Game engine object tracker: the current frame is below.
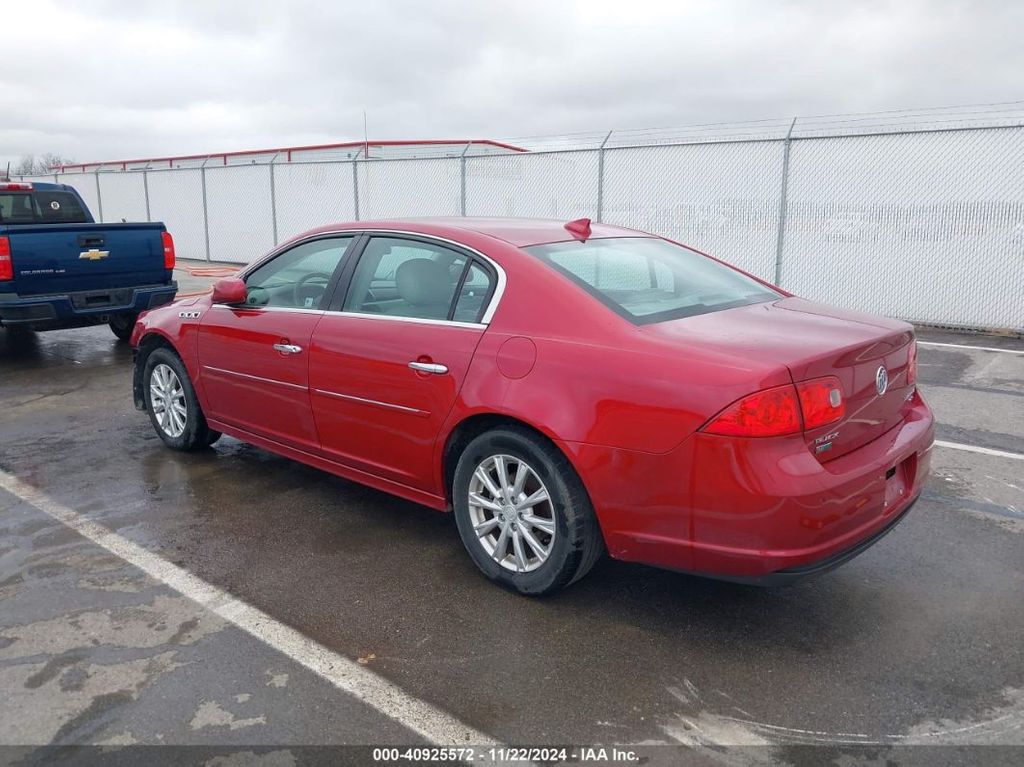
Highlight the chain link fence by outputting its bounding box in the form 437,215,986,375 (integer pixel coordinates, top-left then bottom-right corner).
18,108,1024,332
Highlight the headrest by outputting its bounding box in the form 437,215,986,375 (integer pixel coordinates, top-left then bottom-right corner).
395,258,452,307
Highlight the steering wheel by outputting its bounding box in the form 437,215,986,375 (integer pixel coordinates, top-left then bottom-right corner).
293,272,333,308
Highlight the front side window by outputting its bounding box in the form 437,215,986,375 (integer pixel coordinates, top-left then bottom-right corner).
244,236,353,309
342,237,494,322
526,237,779,324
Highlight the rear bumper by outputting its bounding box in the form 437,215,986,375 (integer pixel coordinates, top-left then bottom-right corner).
718,495,919,586
563,389,935,582
0,283,177,328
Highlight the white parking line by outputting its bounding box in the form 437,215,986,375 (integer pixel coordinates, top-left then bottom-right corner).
935,440,1024,462
0,470,498,748
918,341,1024,355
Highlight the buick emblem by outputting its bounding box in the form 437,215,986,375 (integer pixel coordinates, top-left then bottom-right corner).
876,365,889,396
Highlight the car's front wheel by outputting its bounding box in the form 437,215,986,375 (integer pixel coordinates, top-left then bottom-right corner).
142,347,221,451
453,426,603,595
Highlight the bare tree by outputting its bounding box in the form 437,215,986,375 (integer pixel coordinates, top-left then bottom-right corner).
13,153,75,175
40,152,73,172
13,155,37,175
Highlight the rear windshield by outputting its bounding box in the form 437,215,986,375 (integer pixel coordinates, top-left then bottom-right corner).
526,237,780,325
0,191,89,224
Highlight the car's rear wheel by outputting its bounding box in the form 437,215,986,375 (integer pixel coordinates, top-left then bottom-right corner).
108,313,138,341
453,426,603,595
143,347,221,451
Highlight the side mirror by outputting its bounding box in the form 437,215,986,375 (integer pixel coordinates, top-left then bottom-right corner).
211,277,247,305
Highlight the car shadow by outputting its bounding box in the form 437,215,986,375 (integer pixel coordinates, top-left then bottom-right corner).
122,435,894,661
0,328,42,361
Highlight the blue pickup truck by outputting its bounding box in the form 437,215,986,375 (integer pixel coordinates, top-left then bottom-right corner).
0,181,177,340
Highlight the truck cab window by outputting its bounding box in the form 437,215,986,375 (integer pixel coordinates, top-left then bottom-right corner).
0,191,89,224
34,192,89,224
0,194,36,224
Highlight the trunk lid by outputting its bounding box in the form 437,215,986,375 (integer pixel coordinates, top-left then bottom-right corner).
4,223,168,295
642,297,915,460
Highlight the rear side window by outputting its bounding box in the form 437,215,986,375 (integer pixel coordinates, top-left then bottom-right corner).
342,237,494,323
0,191,89,224
526,237,780,325
452,262,493,323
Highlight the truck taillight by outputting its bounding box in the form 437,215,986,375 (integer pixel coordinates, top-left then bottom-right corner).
0,236,12,281
162,231,175,270
702,384,803,437
796,376,845,430
906,341,918,387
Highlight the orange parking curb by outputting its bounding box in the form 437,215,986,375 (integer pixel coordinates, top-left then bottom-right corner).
174,265,239,278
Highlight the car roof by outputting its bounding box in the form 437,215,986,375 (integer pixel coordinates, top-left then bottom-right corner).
304,217,649,247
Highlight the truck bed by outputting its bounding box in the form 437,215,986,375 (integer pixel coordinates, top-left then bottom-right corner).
1,222,171,295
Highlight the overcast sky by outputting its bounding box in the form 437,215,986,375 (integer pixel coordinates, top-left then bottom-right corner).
3,0,1022,167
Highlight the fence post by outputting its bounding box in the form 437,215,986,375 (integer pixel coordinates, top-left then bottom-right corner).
773,117,798,286
269,154,280,245
94,171,104,222
352,157,360,221
200,157,212,262
596,130,613,223
460,141,473,216
142,170,151,222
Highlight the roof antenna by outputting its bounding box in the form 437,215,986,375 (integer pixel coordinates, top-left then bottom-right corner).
564,217,592,241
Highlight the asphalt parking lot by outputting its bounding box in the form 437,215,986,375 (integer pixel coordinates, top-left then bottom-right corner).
1,263,1022,762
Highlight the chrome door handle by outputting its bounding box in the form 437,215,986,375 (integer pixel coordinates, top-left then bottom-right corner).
273,343,303,354
408,361,448,375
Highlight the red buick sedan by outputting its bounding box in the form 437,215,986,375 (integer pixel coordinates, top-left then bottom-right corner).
131,217,933,594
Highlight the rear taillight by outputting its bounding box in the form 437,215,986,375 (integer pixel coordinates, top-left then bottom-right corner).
796,376,845,431
702,384,803,437
703,377,846,438
162,231,175,270
0,236,12,281
906,341,918,387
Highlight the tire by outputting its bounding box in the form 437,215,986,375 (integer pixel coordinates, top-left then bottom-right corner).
109,313,138,341
452,426,603,595
142,347,221,451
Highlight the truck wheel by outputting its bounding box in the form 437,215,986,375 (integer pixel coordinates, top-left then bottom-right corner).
143,347,221,450
109,313,138,341
452,426,603,595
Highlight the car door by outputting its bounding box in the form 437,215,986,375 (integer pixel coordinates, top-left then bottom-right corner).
198,235,356,451
308,235,498,493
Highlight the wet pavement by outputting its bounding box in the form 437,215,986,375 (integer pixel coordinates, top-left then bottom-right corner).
1,273,1022,761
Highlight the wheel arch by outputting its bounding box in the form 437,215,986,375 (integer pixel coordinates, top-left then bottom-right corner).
132,331,180,411
439,411,595,515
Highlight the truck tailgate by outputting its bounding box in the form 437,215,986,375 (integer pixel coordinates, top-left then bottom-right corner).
6,223,168,296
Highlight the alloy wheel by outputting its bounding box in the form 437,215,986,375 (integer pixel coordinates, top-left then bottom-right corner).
467,454,556,572
150,363,187,438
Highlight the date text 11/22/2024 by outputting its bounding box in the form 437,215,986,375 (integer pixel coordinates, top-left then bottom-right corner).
372,746,640,762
